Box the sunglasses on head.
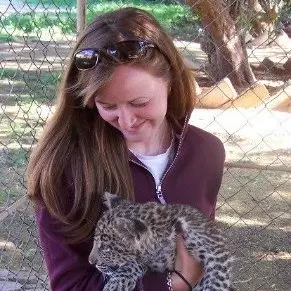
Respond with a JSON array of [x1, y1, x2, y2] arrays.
[[74, 40, 155, 70]]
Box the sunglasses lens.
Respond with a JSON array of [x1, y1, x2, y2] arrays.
[[74, 41, 154, 70], [106, 41, 149, 61], [75, 49, 99, 70]]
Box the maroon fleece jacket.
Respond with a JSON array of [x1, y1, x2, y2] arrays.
[[36, 123, 225, 290]]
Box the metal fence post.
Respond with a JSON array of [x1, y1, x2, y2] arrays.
[[77, 0, 87, 38]]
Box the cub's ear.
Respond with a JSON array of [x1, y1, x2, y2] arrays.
[[132, 218, 148, 240], [103, 192, 123, 211]]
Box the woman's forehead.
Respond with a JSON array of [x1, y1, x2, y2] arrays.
[[95, 65, 169, 100]]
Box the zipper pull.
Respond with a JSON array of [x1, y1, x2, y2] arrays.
[[156, 185, 166, 204]]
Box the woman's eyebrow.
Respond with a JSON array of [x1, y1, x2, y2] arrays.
[[96, 100, 111, 104], [95, 95, 151, 106], [130, 96, 150, 102], [95, 96, 115, 105]]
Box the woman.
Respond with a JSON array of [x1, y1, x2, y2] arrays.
[[27, 7, 225, 291]]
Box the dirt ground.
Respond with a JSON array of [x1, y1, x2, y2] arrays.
[[0, 36, 290, 290]]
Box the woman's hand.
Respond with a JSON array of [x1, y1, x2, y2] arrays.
[[171, 235, 204, 291]]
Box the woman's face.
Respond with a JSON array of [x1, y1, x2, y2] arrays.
[[95, 64, 169, 148]]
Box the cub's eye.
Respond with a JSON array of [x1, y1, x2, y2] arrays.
[[100, 234, 110, 242]]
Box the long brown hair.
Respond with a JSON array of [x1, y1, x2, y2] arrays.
[[27, 7, 196, 243]]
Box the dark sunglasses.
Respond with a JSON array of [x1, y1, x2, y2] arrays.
[[74, 40, 155, 70]]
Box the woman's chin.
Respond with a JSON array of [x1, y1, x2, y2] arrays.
[[123, 132, 146, 143], [121, 122, 148, 140]]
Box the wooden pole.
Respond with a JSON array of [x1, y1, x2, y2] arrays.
[[224, 162, 291, 173], [77, 0, 86, 39]]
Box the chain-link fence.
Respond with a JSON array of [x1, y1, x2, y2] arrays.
[[0, 0, 290, 290]]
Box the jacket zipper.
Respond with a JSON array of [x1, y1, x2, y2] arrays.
[[155, 184, 166, 204], [155, 115, 188, 203], [129, 158, 164, 201], [129, 115, 188, 204], [154, 131, 184, 203]]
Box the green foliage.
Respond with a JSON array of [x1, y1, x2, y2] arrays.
[[280, 1, 291, 23], [0, 68, 61, 104], [26, 0, 170, 7], [27, 0, 76, 7], [39, 71, 62, 87], [0, 189, 17, 204], [8, 13, 36, 33], [6, 148, 28, 167], [87, 2, 198, 36], [0, 68, 19, 79], [58, 14, 77, 34], [0, 68, 60, 85], [4, 1, 198, 36], [0, 34, 14, 42], [5, 13, 38, 33], [3, 11, 75, 34]]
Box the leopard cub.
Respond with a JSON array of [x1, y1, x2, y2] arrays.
[[89, 192, 231, 291]]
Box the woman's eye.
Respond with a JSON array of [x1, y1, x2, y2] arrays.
[[131, 102, 148, 108], [101, 104, 117, 110]]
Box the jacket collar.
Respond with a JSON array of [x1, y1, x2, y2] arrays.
[[174, 113, 190, 143], [128, 113, 190, 162]]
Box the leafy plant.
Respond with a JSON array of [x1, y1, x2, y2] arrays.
[[8, 13, 37, 33], [3, 1, 199, 38], [0, 33, 15, 42]]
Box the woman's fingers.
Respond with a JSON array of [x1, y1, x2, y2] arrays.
[[172, 235, 204, 290]]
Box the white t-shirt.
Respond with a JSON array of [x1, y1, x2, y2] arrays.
[[130, 138, 175, 186]]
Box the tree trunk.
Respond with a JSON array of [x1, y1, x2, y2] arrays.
[[187, 0, 256, 90]]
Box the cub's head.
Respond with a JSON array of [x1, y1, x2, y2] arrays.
[[88, 192, 148, 275]]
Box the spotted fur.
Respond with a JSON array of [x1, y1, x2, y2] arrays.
[[89, 192, 231, 291]]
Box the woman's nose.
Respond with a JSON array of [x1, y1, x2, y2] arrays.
[[117, 108, 136, 129]]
